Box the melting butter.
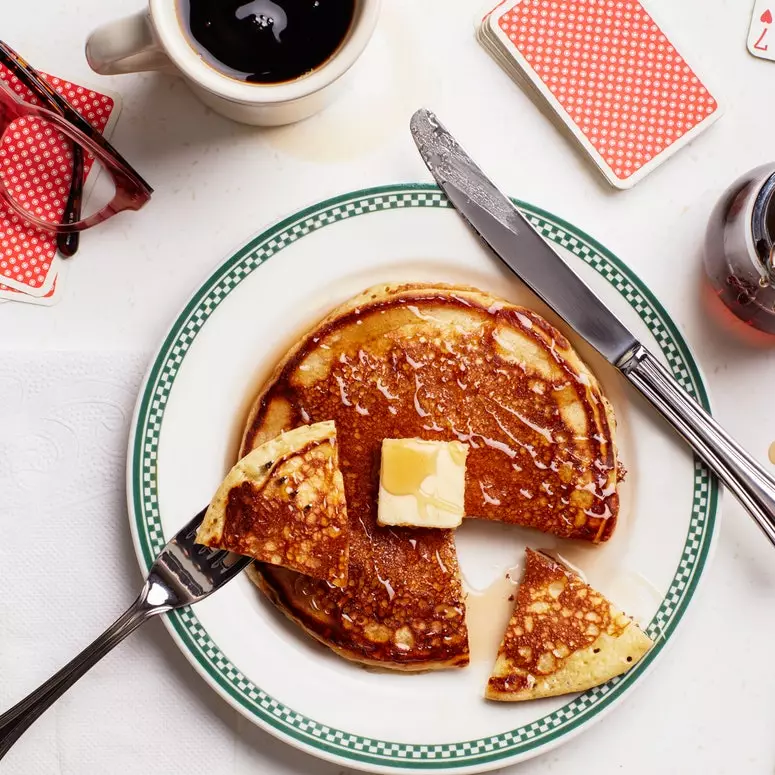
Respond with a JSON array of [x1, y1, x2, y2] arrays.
[[381, 442, 440, 495], [377, 439, 468, 528]]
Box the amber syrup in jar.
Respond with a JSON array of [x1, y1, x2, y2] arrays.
[[705, 164, 775, 337]]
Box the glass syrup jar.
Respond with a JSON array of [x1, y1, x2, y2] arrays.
[[705, 163, 775, 334]]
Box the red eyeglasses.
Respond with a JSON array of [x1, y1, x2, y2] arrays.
[[0, 41, 152, 236]]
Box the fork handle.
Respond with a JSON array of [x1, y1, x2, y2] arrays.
[[0, 584, 163, 760]]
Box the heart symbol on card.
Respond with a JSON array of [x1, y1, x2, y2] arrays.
[[762, 9, 773, 24]]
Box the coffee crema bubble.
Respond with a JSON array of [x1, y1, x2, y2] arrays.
[[178, 0, 356, 84]]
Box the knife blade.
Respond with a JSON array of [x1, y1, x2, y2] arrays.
[[410, 107, 775, 548], [410, 108, 637, 367]]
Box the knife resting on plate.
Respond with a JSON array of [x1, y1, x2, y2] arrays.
[[411, 108, 775, 546]]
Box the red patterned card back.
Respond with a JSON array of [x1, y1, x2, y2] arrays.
[[494, 0, 720, 183]]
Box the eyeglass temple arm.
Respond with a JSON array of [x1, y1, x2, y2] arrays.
[[58, 146, 84, 257]]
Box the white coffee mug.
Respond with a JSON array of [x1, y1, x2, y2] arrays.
[[86, 0, 381, 126]]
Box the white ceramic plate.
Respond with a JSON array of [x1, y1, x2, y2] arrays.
[[127, 185, 719, 774]]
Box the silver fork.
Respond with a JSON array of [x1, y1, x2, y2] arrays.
[[0, 509, 251, 759]]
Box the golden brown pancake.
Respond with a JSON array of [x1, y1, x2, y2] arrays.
[[241, 283, 619, 670], [486, 549, 652, 701], [196, 422, 349, 587]]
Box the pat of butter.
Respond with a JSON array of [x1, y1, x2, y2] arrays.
[[377, 439, 468, 529]]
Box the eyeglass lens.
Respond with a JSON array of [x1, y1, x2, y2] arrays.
[[0, 113, 116, 228]]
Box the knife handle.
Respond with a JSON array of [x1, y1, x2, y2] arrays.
[[621, 346, 775, 546]]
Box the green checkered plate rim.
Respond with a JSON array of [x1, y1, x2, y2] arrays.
[[129, 184, 719, 772]]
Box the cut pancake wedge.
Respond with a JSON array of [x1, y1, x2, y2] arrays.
[[486, 549, 652, 701], [196, 421, 349, 587]]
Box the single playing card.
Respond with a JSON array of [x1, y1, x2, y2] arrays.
[[478, 0, 723, 188], [748, 0, 775, 60], [0, 69, 120, 296]]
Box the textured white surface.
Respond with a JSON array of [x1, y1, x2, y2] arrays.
[[1, 0, 775, 772]]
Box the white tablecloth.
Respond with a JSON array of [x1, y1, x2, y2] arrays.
[[3, 0, 775, 772]]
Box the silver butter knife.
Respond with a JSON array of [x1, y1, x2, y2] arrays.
[[411, 107, 775, 546]]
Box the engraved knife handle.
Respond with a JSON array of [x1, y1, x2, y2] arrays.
[[621, 346, 775, 546]]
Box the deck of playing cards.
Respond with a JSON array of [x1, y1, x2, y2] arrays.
[[0, 69, 120, 306], [477, 0, 723, 188]]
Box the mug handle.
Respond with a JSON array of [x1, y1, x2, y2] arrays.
[[86, 11, 171, 75]]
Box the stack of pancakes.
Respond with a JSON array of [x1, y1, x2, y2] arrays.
[[232, 283, 642, 684]]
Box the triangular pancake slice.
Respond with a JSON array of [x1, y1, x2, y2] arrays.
[[196, 421, 349, 587], [486, 549, 652, 701]]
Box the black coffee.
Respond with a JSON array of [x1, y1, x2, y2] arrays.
[[180, 0, 356, 84]]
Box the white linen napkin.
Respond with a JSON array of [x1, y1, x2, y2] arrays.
[[0, 352, 350, 775]]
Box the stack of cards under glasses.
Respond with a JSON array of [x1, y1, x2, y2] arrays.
[[0, 67, 119, 306]]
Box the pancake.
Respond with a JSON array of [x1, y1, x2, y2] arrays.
[[241, 283, 620, 670], [486, 549, 652, 701], [196, 421, 349, 587]]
